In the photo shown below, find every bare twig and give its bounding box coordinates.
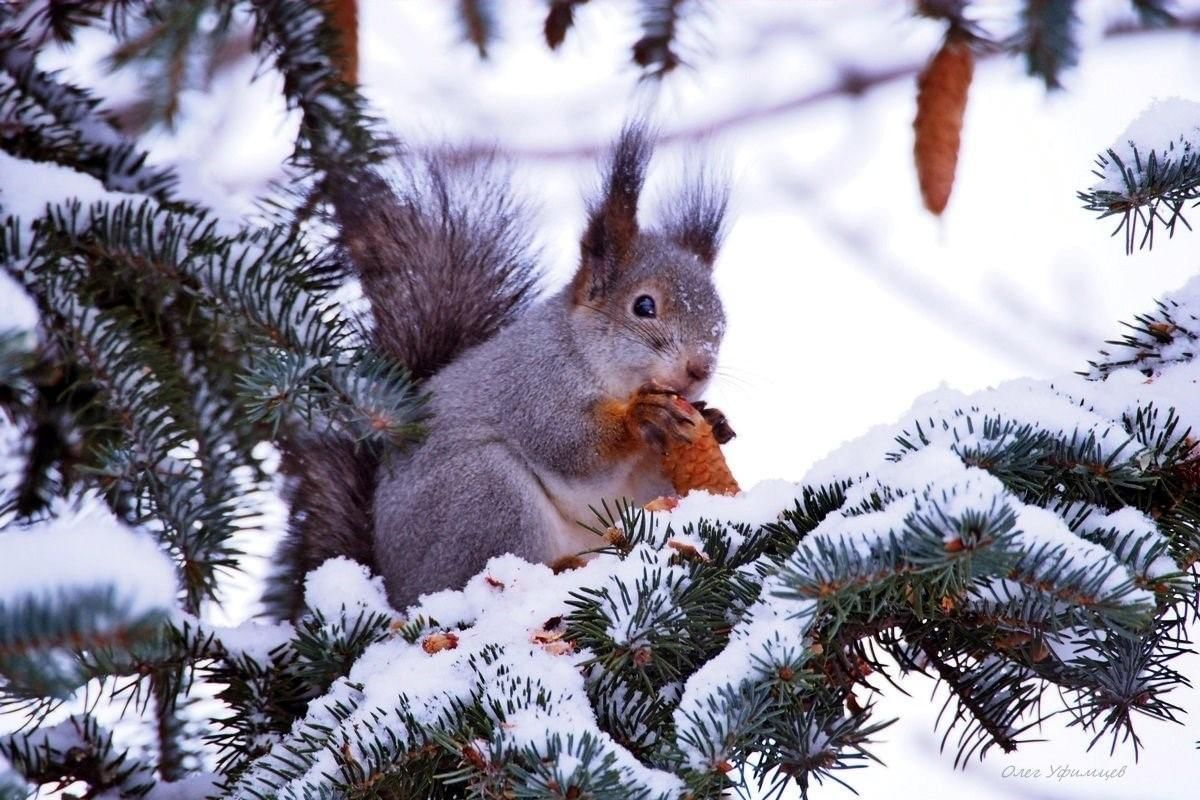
[469,13,1200,162]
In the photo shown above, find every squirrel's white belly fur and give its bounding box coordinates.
[535,453,671,561]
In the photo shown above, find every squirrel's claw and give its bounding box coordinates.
[683,399,736,444]
[698,405,736,444]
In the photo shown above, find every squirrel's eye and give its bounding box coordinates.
[632,295,657,318]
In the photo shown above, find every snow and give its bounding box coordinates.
[0,151,136,257]
[0,274,38,333]
[599,545,690,646]
[1009,503,1154,605]
[192,615,294,665]
[235,548,703,798]
[144,773,220,800]
[662,478,802,530]
[1070,504,1179,582]
[302,556,394,620]
[1093,97,1200,192]
[0,495,177,619]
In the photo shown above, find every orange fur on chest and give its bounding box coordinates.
[594,396,645,459]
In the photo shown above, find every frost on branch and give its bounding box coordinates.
[229,280,1200,799]
[1080,98,1200,252]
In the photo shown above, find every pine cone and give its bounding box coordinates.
[660,397,739,496]
[914,33,974,215]
[421,631,459,654]
[327,0,359,85]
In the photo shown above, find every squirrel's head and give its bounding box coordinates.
[568,124,729,401]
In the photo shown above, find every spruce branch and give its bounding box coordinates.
[1056,619,1192,757]
[4,194,424,450]
[248,0,389,183]
[1089,294,1200,377]
[201,606,391,782]
[752,704,892,800]
[105,0,241,131]
[1079,138,1200,253]
[8,240,242,610]
[0,32,180,202]
[0,715,157,798]
[0,587,170,701]
[1016,0,1079,90]
[0,328,34,407]
[919,646,1038,765]
[0,0,151,46]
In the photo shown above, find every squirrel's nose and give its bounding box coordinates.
[686,360,712,383]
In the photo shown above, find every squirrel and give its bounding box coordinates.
[264,124,732,617]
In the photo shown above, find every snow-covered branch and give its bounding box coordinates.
[227,276,1200,798]
[1080,98,1200,252]
[0,497,177,698]
[0,28,179,201]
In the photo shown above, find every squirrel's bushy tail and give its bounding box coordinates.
[263,154,542,619]
[334,154,541,381]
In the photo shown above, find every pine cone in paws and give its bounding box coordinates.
[660,396,739,496]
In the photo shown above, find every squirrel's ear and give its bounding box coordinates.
[573,123,652,303]
[660,165,730,268]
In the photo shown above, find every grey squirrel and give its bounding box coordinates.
[265,124,732,617]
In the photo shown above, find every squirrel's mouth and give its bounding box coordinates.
[669,382,706,404]
[643,376,707,404]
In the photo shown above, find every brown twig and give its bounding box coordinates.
[918,639,1020,754]
[327,0,358,85]
[464,13,1200,162]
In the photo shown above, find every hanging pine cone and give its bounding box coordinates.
[327,0,358,85]
[913,32,974,215]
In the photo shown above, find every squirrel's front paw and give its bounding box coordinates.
[630,386,701,452]
[691,401,736,445]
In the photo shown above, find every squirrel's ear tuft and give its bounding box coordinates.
[574,122,653,303]
[660,164,730,268]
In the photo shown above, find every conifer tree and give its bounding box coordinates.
[1,2,1198,799]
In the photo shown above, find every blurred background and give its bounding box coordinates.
[8,0,1200,797]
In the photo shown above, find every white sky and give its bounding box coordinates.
[17,1,1200,797]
